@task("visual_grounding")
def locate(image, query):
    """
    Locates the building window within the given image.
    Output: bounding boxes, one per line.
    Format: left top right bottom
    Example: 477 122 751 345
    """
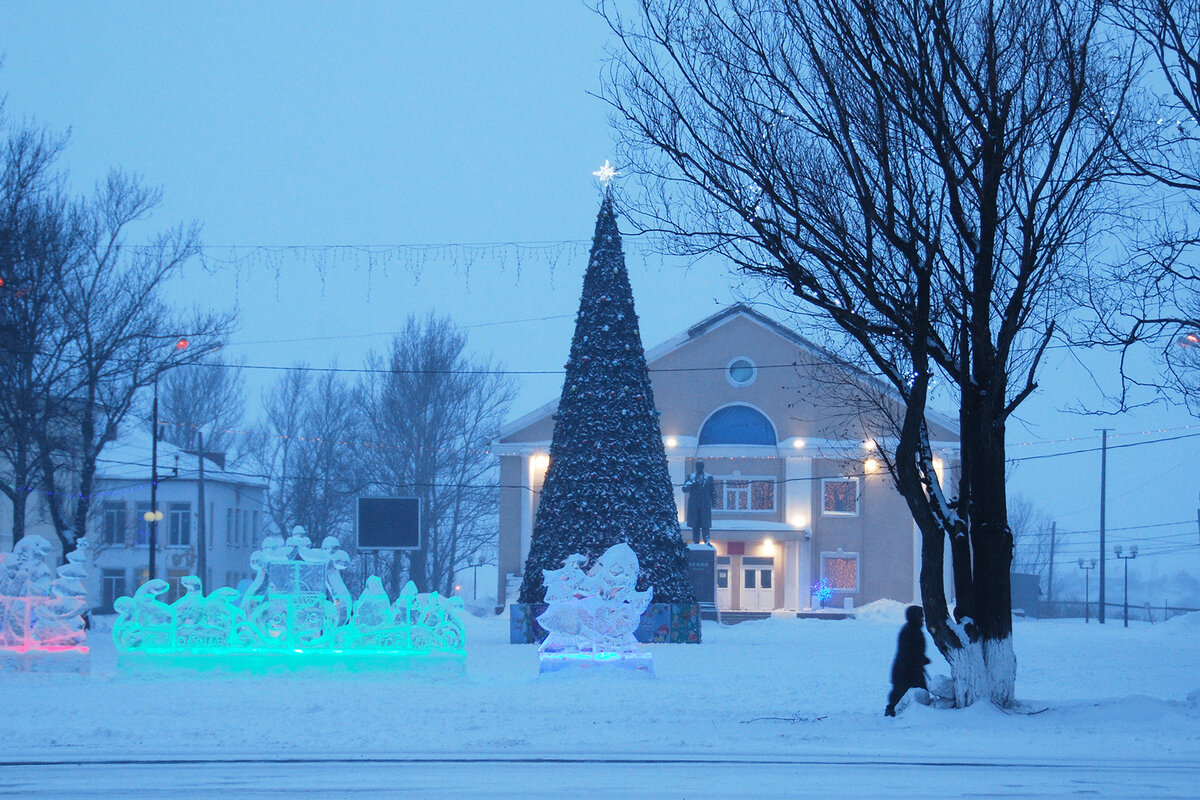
134 501 153 546
822 478 860 516
716 568 728 589
821 551 860 592
101 501 127 546
168 502 191 546
165 569 188 603
226 508 233 546
698 405 777 445
724 480 750 510
713 478 775 511
100 568 126 613
726 357 757 387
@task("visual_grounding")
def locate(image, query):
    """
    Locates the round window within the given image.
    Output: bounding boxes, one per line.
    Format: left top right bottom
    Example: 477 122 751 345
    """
727 357 757 386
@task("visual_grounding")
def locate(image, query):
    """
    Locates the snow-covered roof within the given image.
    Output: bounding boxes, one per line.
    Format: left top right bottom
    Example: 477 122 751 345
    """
93 433 266 488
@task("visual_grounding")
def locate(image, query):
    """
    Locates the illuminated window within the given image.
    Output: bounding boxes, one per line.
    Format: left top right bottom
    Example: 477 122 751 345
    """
713 478 776 511
822 478 860 516
821 552 860 592
724 480 749 510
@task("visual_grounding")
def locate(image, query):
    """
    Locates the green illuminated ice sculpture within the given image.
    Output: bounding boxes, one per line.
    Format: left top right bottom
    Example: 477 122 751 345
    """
113 529 465 659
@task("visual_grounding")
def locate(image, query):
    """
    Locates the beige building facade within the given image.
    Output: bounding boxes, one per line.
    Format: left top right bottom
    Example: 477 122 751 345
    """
493 305 959 614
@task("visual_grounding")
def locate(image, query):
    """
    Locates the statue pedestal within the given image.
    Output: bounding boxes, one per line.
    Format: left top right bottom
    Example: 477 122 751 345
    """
538 650 654 676
686 544 719 621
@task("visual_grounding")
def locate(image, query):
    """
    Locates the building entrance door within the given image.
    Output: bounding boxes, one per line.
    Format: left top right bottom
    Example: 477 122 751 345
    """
741 556 775 611
716 565 731 611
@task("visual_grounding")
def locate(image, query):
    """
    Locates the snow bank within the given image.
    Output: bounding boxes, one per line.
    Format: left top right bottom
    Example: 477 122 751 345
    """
851 598 910 623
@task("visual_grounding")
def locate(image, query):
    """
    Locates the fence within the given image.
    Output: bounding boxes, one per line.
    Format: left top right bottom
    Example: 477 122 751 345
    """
1033 600 1198 624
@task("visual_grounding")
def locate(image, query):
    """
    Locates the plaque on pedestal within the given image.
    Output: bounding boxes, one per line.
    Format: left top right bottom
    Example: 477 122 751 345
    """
686 544 719 621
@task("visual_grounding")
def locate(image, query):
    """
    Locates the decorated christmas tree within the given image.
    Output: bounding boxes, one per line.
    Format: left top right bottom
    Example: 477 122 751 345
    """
518 191 695 605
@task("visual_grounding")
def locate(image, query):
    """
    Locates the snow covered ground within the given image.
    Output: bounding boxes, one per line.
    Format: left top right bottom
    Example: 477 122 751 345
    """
2 601 1198 798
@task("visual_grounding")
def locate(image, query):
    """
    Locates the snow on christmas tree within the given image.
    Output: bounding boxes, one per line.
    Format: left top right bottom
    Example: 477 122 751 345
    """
518 190 695 606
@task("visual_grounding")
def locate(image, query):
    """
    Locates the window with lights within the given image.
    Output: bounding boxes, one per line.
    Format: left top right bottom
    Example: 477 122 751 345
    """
712 477 776 511
821 478 860 516
821 552 860 592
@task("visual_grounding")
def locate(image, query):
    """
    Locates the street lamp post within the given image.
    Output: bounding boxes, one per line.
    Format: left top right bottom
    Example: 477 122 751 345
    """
148 375 161 581
1115 545 1138 628
1078 559 1096 623
469 554 485 600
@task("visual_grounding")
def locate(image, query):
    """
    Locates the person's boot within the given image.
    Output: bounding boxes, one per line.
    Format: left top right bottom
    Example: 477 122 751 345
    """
884 705 896 717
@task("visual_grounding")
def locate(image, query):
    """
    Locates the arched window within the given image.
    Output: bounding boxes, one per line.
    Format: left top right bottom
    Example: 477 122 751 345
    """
698 405 777 446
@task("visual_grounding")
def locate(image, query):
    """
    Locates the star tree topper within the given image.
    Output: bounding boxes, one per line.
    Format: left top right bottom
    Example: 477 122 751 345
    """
592 159 619 185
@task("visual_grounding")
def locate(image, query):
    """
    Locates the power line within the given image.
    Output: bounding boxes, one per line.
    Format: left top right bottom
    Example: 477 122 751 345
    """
1052 518 1200 536
228 313 576 347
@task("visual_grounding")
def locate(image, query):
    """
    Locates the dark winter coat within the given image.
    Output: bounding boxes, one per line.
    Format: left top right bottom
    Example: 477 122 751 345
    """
891 608 931 690
682 472 716 529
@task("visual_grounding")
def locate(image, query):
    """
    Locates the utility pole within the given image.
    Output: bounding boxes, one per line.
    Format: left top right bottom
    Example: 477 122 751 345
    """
197 430 207 589
1047 520 1056 608
1096 428 1111 624
148 378 160 582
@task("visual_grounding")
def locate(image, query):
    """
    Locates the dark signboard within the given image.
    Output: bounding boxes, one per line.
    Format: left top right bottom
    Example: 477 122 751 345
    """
356 496 420 551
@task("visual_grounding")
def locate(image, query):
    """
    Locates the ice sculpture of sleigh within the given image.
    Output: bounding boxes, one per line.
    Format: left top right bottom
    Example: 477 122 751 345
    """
113 530 465 672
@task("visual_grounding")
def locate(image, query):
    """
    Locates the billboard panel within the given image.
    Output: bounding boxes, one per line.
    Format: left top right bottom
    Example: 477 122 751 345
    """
356 496 420 550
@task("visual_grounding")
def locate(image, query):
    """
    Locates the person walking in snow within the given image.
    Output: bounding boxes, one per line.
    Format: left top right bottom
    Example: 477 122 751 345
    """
885 604 931 717
682 460 717 545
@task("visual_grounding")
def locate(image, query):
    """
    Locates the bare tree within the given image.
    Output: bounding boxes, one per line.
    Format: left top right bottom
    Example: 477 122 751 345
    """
0 116 76 545
155 357 246 453
1008 494 1056 598
252 366 365 548
37 172 231 558
360 314 514 596
1088 1 1200 408
1 110 232 557
599 0 1132 706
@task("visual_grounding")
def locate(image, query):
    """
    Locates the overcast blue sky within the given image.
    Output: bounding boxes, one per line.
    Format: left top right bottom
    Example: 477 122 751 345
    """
3 2 1197 598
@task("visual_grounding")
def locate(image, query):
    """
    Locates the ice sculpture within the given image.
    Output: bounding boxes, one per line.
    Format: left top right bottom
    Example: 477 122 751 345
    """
113 527 465 660
536 542 654 674
0 536 90 654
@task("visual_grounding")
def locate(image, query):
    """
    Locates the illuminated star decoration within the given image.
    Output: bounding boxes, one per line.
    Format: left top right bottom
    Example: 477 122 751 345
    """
592 160 619 185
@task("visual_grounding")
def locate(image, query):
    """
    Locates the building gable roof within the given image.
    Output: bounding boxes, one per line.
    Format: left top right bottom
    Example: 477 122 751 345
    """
94 434 267 488
498 303 959 443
